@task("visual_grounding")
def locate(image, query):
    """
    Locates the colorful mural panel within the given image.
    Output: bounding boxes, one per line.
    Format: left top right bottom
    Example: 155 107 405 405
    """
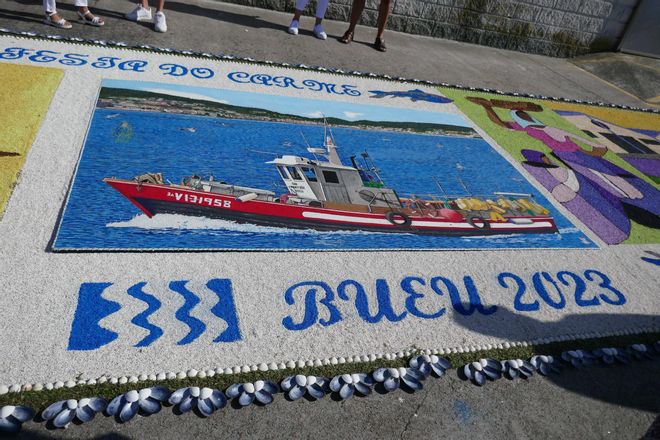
442 88 660 245
52 80 594 251
0 63 63 217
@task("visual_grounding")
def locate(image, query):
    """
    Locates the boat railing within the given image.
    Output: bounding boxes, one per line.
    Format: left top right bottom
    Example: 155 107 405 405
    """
398 192 535 202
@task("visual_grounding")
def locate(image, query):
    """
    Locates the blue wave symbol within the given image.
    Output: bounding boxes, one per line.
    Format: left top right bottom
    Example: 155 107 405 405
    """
127 282 163 347
68 282 121 351
207 279 242 343
169 280 206 345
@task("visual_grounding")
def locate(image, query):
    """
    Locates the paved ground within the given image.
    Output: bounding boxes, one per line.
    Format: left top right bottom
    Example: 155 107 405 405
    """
0 0 657 108
571 52 660 106
2 1 660 438
14 361 660 439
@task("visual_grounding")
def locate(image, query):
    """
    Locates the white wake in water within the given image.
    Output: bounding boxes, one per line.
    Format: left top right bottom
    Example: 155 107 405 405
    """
106 213 386 236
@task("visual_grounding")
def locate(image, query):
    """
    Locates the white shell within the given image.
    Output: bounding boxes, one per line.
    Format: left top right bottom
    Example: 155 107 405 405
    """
187 369 198 378
79 398 90 407
54 381 64 389
200 388 213 399
33 383 44 391
258 363 268 372
224 368 233 375
22 384 32 392
341 374 352 384
176 372 186 380
338 357 346 364
307 376 317 386
398 367 407 377
351 374 361 383
278 363 287 370
254 381 265 391
119 377 128 385
139 388 151 400
268 363 278 370
241 366 250 373
138 374 148 381
330 358 338 365
148 374 157 381
126 390 140 402
297 360 306 368
314 359 322 366
64 381 76 388
87 379 97 386
295 375 307 387
243 383 255 394
197 371 207 379
98 377 108 384
46 383 54 390
167 372 177 380
286 361 296 369
66 399 78 410
0 406 14 418
190 387 200 397
128 376 138 383
206 370 215 377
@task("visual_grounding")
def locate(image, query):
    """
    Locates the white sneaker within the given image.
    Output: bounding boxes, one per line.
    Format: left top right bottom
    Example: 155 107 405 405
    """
288 19 299 35
154 11 167 32
313 24 327 40
126 4 152 22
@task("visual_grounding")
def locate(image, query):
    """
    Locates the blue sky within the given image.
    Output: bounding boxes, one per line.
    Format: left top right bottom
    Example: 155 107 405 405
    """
101 79 471 127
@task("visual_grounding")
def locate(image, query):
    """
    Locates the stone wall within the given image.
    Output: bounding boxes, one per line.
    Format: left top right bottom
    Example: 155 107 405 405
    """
223 0 640 57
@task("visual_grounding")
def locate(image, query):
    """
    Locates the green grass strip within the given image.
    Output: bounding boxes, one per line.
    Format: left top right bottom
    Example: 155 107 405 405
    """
1 331 658 412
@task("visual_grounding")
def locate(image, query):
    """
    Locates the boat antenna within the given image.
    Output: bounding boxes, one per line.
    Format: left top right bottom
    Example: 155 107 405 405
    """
361 151 384 184
300 131 312 149
432 176 448 199
248 148 279 156
299 131 321 160
456 175 471 196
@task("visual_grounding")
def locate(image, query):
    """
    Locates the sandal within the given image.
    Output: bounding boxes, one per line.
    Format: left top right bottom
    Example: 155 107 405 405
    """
78 10 104 26
339 29 353 44
44 11 72 29
374 37 387 52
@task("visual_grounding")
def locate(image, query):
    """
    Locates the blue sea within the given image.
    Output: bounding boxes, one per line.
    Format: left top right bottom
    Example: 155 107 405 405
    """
53 109 596 250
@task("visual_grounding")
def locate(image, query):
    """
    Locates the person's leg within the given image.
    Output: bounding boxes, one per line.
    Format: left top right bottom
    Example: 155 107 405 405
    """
127 0 152 21
43 0 56 14
340 0 365 43
313 0 328 39
288 0 308 34
315 0 328 23
155 0 165 12
75 0 105 26
154 0 167 32
43 0 71 28
374 0 391 51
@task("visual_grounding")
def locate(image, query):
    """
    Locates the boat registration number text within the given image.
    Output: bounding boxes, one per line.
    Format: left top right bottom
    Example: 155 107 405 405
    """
167 191 232 208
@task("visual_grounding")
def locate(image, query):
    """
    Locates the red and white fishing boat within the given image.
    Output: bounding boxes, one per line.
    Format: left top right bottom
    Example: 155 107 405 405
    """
104 132 558 236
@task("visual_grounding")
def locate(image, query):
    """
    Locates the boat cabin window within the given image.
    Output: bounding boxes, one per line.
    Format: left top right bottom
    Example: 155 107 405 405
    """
277 165 290 180
301 167 318 182
322 170 340 184
287 166 303 180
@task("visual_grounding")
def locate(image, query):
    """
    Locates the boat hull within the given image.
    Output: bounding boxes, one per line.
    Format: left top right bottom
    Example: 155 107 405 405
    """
104 179 559 236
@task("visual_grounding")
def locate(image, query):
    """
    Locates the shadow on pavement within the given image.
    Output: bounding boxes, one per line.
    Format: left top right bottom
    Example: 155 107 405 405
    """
452 306 660 412
163 0 285 32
